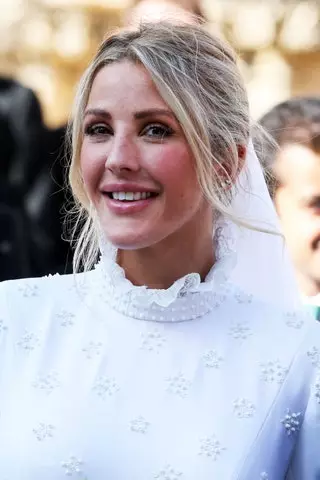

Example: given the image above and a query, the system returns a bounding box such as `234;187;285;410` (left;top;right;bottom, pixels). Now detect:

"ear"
217;144;247;188
236;144;246;176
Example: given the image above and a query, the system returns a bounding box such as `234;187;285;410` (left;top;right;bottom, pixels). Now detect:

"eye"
84;123;111;136
142;124;173;140
310;198;320;211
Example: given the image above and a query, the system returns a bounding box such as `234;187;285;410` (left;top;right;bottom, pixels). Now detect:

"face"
80;59;210;250
275;144;320;293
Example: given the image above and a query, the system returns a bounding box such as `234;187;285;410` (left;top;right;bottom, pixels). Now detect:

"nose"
105;134;140;174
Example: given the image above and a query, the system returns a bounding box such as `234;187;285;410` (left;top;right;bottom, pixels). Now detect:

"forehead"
87;60;167;110
276;144;320;192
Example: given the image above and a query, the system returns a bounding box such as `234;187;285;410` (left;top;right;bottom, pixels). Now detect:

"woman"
0;21;319;479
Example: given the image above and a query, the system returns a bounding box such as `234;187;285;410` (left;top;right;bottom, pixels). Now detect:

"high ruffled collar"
92;218;238;322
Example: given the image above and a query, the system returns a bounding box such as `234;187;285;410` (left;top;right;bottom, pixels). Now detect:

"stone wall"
1;0;319;125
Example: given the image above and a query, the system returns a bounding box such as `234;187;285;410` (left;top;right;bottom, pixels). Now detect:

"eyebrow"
84;108;111;119
134;108;175;120
84;107;175;120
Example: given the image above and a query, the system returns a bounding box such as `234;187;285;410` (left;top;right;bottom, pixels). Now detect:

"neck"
118;218;214;290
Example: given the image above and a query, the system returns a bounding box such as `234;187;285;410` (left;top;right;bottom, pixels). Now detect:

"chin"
106;230;158;251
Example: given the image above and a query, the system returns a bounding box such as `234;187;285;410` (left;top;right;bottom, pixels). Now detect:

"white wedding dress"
0;242;320;479
1;143;319;479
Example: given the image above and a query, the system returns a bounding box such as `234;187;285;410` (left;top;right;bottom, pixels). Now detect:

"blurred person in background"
0;77;71;280
258;97;320;318
0;77;43;280
25;122;73;276
0;77;43;197
0;107;32;280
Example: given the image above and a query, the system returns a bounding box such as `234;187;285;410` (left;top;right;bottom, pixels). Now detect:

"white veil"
98;139;300;312
226;140;300;309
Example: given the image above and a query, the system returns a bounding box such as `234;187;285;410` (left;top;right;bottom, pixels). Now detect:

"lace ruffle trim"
96;218;237;308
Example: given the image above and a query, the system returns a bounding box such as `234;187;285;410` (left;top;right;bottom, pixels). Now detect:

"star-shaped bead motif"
233;398;256;418
93;376;119;398
166;373;191;398
70;279;89;298
32;372;60;394
314;374;320;404
33;423;55;441
0;319;8;333
154;465;182;479
61;456;84;476
202;350;224;368
140;329;166;352
17;331;40;351
56;310;75;327
130;416;150;434
281;409;301;436
260;359;288;384
82;341;103;359
285;311;304;329
199;435;226;460
307;346;320;368
235;292;253;304
211;292;227;308
229;322;252;340
18;283;39;298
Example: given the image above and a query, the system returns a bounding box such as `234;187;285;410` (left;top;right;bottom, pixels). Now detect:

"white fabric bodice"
0;249;320;479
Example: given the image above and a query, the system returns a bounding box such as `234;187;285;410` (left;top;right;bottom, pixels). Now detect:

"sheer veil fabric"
98;139;300;311
227;140;300;308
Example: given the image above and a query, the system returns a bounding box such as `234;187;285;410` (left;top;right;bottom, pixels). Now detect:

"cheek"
275;190;320;253
275;189;298;225
80;143;104;197
150;146;200;198
302;216;320;243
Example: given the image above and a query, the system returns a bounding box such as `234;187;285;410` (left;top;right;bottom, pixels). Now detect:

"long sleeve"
0;281;9;345
0;281;10;406
287;365;320;479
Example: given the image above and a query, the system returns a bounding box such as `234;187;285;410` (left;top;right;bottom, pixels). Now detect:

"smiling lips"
108;191;156;201
102;189;159;214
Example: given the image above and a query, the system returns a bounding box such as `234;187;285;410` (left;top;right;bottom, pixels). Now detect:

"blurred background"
1;0;320;280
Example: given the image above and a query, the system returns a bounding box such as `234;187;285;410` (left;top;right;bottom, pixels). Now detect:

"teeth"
111;191;153;201
125;192;134;201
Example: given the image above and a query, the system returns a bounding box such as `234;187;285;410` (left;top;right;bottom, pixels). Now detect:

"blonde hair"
68;21;250;272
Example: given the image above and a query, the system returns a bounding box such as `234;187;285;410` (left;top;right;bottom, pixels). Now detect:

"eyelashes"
84;122;174;140
84;124;111;136
142;124;174;139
